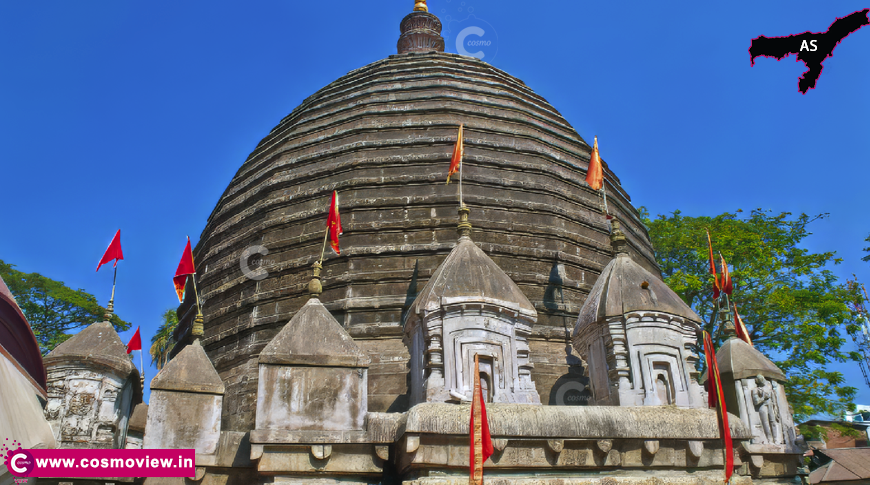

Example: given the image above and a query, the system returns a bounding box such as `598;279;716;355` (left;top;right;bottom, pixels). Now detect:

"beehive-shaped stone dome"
179;42;658;431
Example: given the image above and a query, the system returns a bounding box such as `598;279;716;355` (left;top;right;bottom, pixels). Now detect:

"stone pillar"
250;290;379;483
144;339;224;454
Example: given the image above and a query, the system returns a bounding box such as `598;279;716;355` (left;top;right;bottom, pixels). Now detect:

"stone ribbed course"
180;51;657;431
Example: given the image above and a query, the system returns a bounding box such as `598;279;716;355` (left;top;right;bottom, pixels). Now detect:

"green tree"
0;259;131;353
640;209;861;421
863;234;870;262
150;308;178;370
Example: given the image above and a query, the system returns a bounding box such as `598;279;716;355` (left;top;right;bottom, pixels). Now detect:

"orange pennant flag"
447;124;464;184
470;354;493;485
585;136;603;191
733;303;753;346
706;229;720;299
326;191;343;255
703;331;734;484
720;254;733;296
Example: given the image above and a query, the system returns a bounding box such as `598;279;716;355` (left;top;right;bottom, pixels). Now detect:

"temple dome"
716;337;785;381
574;246;702;332
181;32;658;429
407;234;536;321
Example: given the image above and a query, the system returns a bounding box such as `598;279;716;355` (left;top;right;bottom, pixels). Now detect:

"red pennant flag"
447;124;464;184
126;327;142;354
470;354;493;484
173;237;196;303
703;331;734;484
720;255;733;296
96;230;124;272
706;229;720;299
327;191;343;255
733;303;753;346
585;136;603;191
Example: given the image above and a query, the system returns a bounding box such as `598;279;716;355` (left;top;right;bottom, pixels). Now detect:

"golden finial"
192;311;204;343
610;218;627;255
308;261;323;297
414;0;428;12
457;206;472;239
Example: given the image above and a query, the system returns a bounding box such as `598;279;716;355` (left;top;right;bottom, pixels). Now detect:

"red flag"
326;191;343;255
706;229;720;299
447;124;464;184
470;354;493;484
585;136;603;191
173;237;196;303
126;327;141;354
96;230;124;272
733;303;753;346
720;255;733;296
703;331;733;483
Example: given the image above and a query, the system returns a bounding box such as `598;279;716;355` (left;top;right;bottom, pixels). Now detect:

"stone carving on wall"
409;305;539;404
42;321;141;449
751;375;781;444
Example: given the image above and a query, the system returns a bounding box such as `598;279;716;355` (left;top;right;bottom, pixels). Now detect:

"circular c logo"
554;381;588;406
240;245;269;281
457;26;486;59
9;450;34;477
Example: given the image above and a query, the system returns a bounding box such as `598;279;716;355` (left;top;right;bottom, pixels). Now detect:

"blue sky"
1;1;868;408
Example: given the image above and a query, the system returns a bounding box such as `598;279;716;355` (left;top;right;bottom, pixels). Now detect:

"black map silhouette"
749;9;869;94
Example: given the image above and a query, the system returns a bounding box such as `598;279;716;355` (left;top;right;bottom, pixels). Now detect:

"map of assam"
749;9;869;94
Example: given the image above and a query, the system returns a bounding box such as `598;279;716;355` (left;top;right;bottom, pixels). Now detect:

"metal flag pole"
319;226;330;265
601;185;609;216
459;154;464;208
190;272;203;317
104;266;118;321
139;348;145;390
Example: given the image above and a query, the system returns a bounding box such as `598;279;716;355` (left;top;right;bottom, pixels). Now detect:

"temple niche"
572;220;706;408
42;321;142;449
403;208;540;405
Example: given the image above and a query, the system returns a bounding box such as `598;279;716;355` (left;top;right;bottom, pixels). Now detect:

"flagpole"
104;265;118;321
190;273;203;316
601;184;608;215
459;157;464;208
319;226;330;264
139;349;145;390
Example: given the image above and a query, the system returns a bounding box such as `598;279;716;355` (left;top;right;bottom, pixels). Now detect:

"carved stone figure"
751;374;780;444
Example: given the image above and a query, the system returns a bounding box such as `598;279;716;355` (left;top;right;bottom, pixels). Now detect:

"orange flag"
470;354;493;484
96;229;124;272
585;136;603;191
447;124;464;184
733;303;753;346
720;254;733;296
326;191;343;255
173;237;196;303
703;331;733;483
706;229;720;299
